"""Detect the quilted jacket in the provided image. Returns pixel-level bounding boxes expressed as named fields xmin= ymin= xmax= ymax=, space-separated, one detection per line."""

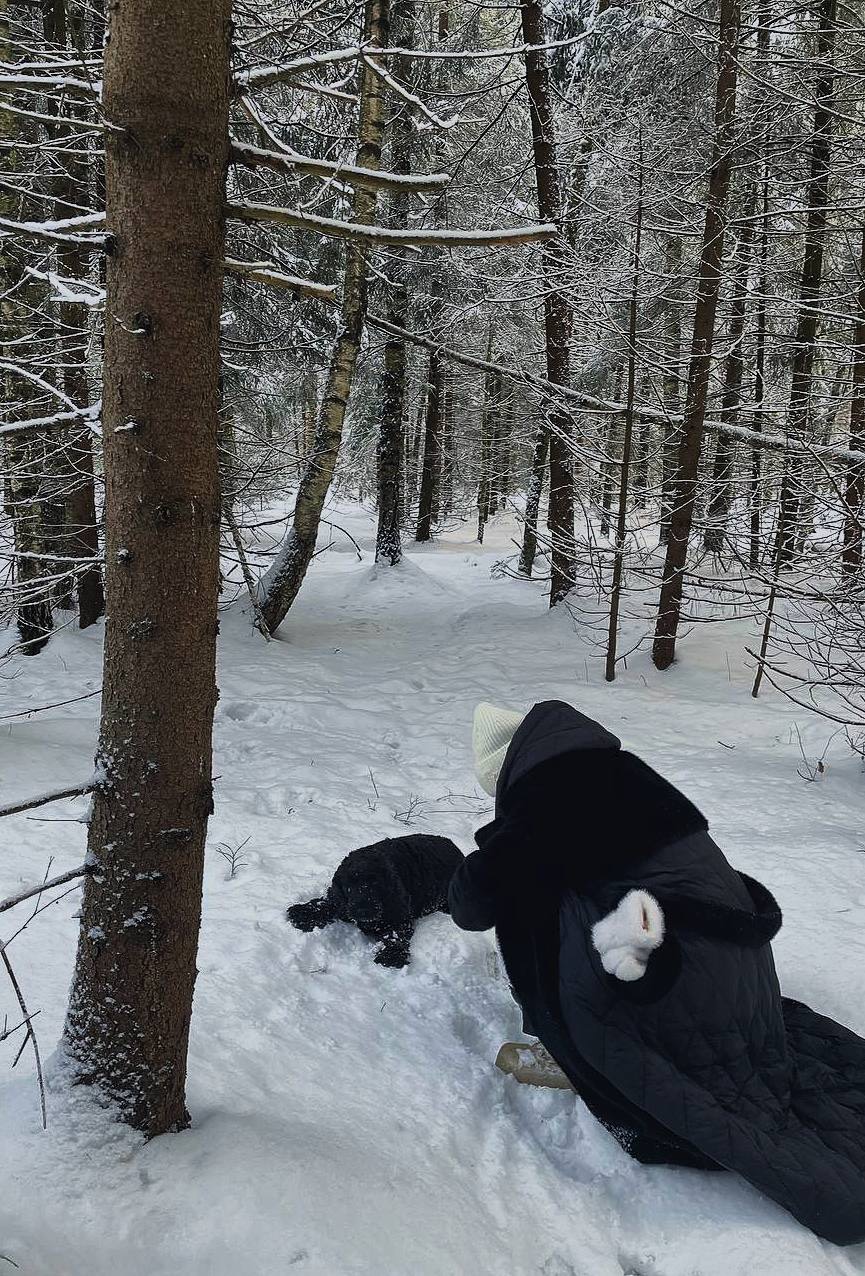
xmin=448 ymin=700 xmax=865 ymax=1245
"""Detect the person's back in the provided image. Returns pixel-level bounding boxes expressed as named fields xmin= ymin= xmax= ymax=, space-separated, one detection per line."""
xmin=449 ymin=698 xmax=865 ymax=1246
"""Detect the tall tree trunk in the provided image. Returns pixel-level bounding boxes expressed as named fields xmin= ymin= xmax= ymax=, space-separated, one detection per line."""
xmin=842 ymin=220 xmax=865 ymax=573
xmin=518 ymin=425 xmax=548 ymax=574
xmin=375 ymin=0 xmax=414 ymax=565
xmin=606 ymin=152 xmax=643 ymax=682
xmin=1 ymin=0 xmax=53 ymax=652
xmin=652 ymin=0 xmax=741 ymax=670
xmin=600 ymin=365 xmax=624 ymax=539
xmin=44 ymin=0 xmax=105 ymax=626
xmin=703 ymin=198 xmax=755 ymax=552
xmin=62 ymin=0 xmax=230 ymax=1136
xmin=258 ymin=0 xmax=388 ymax=631
xmin=477 ymin=344 xmax=498 ymax=542
xmin=519 ymin=0 xmax=575 ymax=605
xmin=749 ymin=169 xmax=770 ymax=568
xmin=660 ymin=235 xmax=683 ymax=545
xmin=777 ymin=0 xmax=836 ymax=566
xmin=415 ymin=347 xmax=443 ymax=541
xmin=440 ymin=363 xmax=455 ymax=517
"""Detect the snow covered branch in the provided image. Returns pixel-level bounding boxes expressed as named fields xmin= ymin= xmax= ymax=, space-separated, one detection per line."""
xmin=223 ymin=258 xmax=337 ymax=302
xmin=0 ymin=780 xmax=95 ymax=821
xmin=0 ymin=867 xmax=88 ymax=918
xmin=235 ymin=33 xmax=591 ymax=91
xmin=229 ymin=140 xmax=450 ymax=194
xmin=0 ymin=211 xmax=105 ymax=247
xmin=225 ymin=201 xmax=557 ymax=248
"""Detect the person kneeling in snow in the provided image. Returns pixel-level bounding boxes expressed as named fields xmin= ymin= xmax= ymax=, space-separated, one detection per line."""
xmin=448 ymin=700 xmax=865 ymax=1247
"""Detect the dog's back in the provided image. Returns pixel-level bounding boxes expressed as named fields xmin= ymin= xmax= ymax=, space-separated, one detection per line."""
xmin=336 ymin=834 xmax=463 ymax=917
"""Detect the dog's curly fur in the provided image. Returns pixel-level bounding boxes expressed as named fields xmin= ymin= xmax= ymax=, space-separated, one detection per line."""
xmin=287 ymin=834 xmax=464 ymax=967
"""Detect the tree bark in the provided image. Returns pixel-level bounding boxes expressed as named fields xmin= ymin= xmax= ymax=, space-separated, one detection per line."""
xmin=652 ymin=0 xmax=741 ymax=669
xmin=42 ymin=0 xmax=105 ymax=626
xmin=842 ymin=220 xmax=865 ymax=573
xmin=518 ymin=426 xmax=548 ymax=574
xmin=258 ymin=0 xmax=388 ymax=632
xmin=375 ymin=0 xmax=414 ymax=565
xmin=660 ymin=235 xmax=683 ymax=545
xmin=415 ymin=346 xmax=443 ymax=541
xmin=749 ymin=170 xmax=770 ymax=568
xmin=1 ymin=0 xmax=53 ymax=652
xmin=703 ymin=198 xmax=755 ymax=552
xmin=777 ymin=0 xmax=836 ymax=566
xmin=62 ymin=0 xmax=230 ymax=1136
xmin=606 ymin=154 xmax=643 ymax=682
xmin=519 ymin=0 xmax=575 ymax=605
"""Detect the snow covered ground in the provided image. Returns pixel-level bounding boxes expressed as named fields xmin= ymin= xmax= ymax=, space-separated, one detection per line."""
xmin=2 ymin=504 xmax=865 ymax=1276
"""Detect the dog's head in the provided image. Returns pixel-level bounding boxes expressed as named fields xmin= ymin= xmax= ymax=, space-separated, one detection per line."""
xmin=331 ymin=871 xmax=385 ymax=930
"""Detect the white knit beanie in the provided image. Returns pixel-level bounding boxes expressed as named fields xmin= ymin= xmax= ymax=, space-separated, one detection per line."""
xmin=472 ymin=702 xmax=525 ymax=796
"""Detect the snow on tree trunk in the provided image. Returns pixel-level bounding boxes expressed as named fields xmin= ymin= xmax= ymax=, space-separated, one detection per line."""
xmin=62 ymin=0 xmax=230 ymax=1136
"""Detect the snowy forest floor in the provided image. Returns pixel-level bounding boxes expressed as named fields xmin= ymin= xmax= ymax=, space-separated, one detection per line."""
xmin=2 ymin=504 xmax=865 ymax=1276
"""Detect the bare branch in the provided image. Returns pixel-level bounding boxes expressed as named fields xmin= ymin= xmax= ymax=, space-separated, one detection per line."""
xmin=0 ymin=867 xmax=88 ymax=917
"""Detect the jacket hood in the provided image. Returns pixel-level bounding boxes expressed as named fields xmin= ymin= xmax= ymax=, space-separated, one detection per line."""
xmin=496 ymin=700 xmax=620 ymax=805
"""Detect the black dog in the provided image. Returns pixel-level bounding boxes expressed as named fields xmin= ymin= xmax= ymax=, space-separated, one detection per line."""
xmin=287 ymin=834 xmax=464 ymax=967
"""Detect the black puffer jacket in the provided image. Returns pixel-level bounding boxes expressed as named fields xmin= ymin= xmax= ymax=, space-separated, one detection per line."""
xmin=448 ymin=700 xmax=865 ymax=1246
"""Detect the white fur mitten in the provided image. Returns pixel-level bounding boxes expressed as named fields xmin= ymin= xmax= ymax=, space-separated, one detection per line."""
xmin=591 ymin=890 xmax=665 ymax=982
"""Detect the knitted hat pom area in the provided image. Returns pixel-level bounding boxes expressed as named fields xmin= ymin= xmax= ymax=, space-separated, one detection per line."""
xmin=472 ymin=702 xmax=526 ymax=797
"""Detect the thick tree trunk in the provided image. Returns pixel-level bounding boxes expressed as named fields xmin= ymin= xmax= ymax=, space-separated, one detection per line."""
xmin=62 ymin=0 xmax=230 ymax=1136
xmin=703 ymin=200 xmax=755 ymax=552
xmin=519 ymin=0 xmax=575 ymax=605
xmin=652 ymin=0 xmax=740 ymax=670
xmin=415 ymin=347 xmax=443 ymax=541
xmin=842 ymin=221 xmax=865 ymax=573
xmin=258 ymin=0 xmax=388 ymax=631
xmin=375 ymin=0 xmax=414 ymax=565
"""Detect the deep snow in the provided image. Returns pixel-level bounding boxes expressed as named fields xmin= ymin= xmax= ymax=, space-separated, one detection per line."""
xmin=1 ymin=504 xmax=865 ymax=1276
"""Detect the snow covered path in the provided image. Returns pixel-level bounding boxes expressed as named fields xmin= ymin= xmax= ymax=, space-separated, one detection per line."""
xmin=2 ymin=506 xmax=865 ymax=1276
